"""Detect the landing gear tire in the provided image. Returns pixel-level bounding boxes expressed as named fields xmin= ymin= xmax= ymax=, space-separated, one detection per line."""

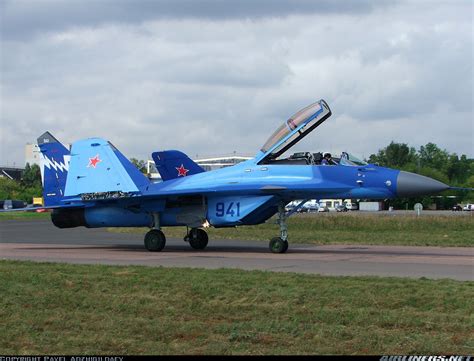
xmin=188 ymin=228 xmax=209 ymax=250
xmin=144 ymin=229 xmax=166 ymax=252
xmin=269 ymin=237 xmax=288 ymax=254
xmin=269 ymin=202 xmax=290 ymax=254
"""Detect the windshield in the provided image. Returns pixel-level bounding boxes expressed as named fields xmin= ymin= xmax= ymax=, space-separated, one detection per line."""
xmin=259 ymin=99 xmax=332 ymax=160
xmin=339 ymin=152 xmax=368 ymax=166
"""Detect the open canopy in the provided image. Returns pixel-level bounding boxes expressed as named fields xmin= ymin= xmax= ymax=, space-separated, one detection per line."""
xmin=259 ymin=99 xmax=331 ymax=163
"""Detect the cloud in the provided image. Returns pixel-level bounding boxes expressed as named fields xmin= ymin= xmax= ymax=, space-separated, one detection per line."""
xmin=1 ymin=0 xmax=391 ymax=41
xmin=0 ymin=0 xmax=472 ymax=167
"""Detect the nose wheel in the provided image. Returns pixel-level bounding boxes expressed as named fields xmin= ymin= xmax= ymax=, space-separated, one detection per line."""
xmin=184 ymin=228 xmax=209 ymax=250
xmin=269 ymin=237 xmax=289 ymax=253
xmin=269 ymin=203 xmax=289 ymax=253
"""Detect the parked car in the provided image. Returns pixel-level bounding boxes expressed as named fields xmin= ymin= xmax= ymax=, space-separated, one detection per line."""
xmin=302 ymin=200 xmax=319 ymax=213
xmin=317 ymin=206 xmax=329 ymax=213
xmin=452 ymin=204 xmax=463 ymax=211
xmin=463 ymin=204 xmax=474 ymax=211
xmin=285 ymin=200 xmax=299 ymax=212
xmin=345 ymin=202 xmax=358 ymax=210
xmin=2 ymin=199 xmax=27 ymax=210
xmin=335 ymin=204 xmax=347 ymax=212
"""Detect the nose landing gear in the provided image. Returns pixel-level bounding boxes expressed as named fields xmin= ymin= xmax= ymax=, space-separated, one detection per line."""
xmin=269 ymin=237 xmax=288 ymax=253
xmin=269 ymin=203 xmax=289 ymax=253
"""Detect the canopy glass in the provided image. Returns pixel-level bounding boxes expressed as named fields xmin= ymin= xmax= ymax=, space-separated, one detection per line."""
xmin=260 ymin=99 xmax=331 ymax=161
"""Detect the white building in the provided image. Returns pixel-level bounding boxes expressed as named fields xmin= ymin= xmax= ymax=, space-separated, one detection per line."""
xmin=147 ymin=155 xmax=252 ymax=181
xmin=24 ymin=143 xmax=41 ymax=166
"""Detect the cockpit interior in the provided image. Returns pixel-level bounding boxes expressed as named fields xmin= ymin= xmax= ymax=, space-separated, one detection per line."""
xmin=262 ymin=151 xmax=368 ymax=166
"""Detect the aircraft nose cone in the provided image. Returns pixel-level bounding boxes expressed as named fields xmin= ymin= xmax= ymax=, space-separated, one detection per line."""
xmin=397 ymin=171 xmax=449 ymax=197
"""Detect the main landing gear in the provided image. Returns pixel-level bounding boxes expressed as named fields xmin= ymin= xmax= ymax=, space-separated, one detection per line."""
xmin=144 ymin=229 xmax=166 ymax=252
xmin=184 ymin=228 xmax=209 ymax=250
xmin=144 ymin=212 xmax=209 ymax=252
xmin=144 ymin=212 xmax=166 ymax=252
xmin=269 ymin=203 xmax=289 ymax=254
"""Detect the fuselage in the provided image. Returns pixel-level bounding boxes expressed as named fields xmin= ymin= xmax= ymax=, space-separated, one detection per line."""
xmin=129 ymin=160 xmax=399 ymax=228
xmin=51 ymin=155 xmax=449 ymax=230
xmin=145 ymin=159 xmax=400 ymax=200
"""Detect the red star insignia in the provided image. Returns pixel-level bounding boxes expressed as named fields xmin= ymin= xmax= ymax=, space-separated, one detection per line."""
xmin=176 ymin=164 xmax=189 ymax=177
xmin=88 ymin=154 xmax=102 ymax=168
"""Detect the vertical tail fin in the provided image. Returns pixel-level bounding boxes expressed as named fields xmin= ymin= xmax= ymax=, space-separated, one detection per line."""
xmin=152 ymin=150 xmax=205 ymax=181
xmin=37 ymin=132 xmax=70 ymax=206
xmin=64 ymin=138 xmax=150 ymax=197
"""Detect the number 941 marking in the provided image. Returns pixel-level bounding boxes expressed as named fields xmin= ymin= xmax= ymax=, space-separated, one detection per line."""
xmin=216 ymin=202 xmax=241 ymax=217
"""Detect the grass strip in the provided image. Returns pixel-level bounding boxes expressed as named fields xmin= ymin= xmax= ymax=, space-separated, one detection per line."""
xmin=111 ymin=213 xmax=474 ymax=247
xmin=0 ymin=211 xmax=50 ymax=220
xmin=1 ymin=260 xmax=472 ymax=355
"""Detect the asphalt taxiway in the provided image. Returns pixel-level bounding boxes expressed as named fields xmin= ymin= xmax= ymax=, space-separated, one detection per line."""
xmin=1 ymin=219 xmax=473 ymax=281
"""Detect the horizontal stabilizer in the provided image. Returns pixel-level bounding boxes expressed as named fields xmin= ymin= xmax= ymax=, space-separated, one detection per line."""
xmin=152 ymin=150 xmax=205 ymax=182
xmin=0 ymin=203 xmax=84 ymax=213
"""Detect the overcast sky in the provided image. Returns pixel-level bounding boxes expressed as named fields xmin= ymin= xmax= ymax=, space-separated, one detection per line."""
xmin=1 ymin=0 xmax=472 ymax=166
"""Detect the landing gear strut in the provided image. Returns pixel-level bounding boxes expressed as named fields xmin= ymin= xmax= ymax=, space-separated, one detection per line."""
xmin=184 ymin=228 xmax=209 ymax=250
xmin=269 ymin=203 xmax=289 ymax=254
xmin=144 ymin=212 xmax=166 ymax=252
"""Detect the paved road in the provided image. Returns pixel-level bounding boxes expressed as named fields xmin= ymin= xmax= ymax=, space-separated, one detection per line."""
xmin=1 ymin=219 xmax=473 ymax=281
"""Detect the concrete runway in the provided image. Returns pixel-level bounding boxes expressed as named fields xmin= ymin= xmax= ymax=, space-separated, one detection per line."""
xmin=1 ymin=219 xmax=473 ymax=281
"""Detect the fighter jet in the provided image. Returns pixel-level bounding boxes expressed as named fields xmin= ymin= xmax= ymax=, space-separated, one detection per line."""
xmin=34 ymin=99 xmax=456 ymax=253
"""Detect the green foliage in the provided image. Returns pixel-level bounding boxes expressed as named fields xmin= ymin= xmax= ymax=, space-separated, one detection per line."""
xmin=130 ymin=158 xmax=147 ymax=174
xmin=0 ymin=178 xmax=23 ymax=200
xmin=419 ymin=142 xmax=450 ymax=170
xmin=0 ymin=163 xmax=42 ymax=203
xmin=0 ymin=211 xmax=50 ymax=220
xmin=1 ymin=261 xmax=472 ymax=354
xmin=369 ymin=141 xmax=474 ymax=205
xmin=0 ymin=178 xmax=42 ymax=203
xmin=368 ymin=141 xmax=418 ymax=168
xmin=21 ymin=163 xmax=42 ymax=188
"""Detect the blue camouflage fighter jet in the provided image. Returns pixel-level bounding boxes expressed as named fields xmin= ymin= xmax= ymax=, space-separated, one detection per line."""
xmin=36 ymin=99 xmax=453 ymax=253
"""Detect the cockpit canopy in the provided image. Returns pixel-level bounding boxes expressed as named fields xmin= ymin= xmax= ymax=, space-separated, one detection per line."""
xmin=339 ymin=152 xmax=368 ymax=166
xmin=259 ymin=99 xmax=331 ymax=163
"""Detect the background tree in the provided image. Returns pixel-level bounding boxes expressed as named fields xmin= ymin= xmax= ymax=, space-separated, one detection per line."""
xmin=0 ymin=178 xmax=23 ymax=201
xmin=0 ymin=163 xmax=42 ymax=203
xmin=21 ymin=163 xmax=42 ymax=188
xmin=368 ymin=142 xmax=417 ymax=169
xmin=369 ymin=141 xmax=473 ymax=209
xmin=130 ymin=158 xmax=147 ymax=174
xmin=418 ymin=143 xmax=449 ymax=171
xmin=0 ymin=177 xmax=42 ymax=203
